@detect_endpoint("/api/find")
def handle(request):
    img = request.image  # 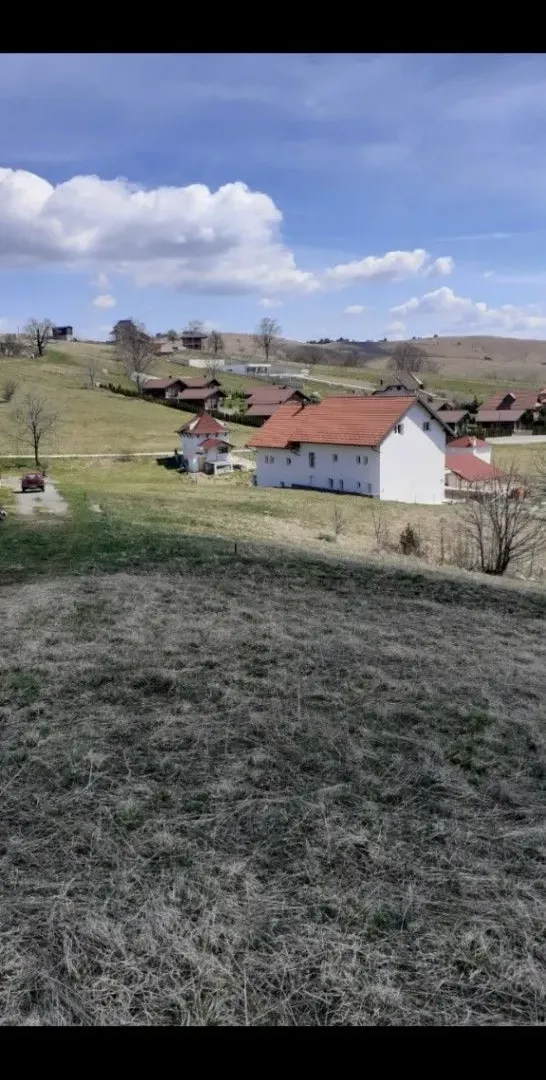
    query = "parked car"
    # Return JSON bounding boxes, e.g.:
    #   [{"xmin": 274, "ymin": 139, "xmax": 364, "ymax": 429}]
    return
[{"xmin": 21, "ymin": 471, "xmax": 45, "ymax": 493}]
